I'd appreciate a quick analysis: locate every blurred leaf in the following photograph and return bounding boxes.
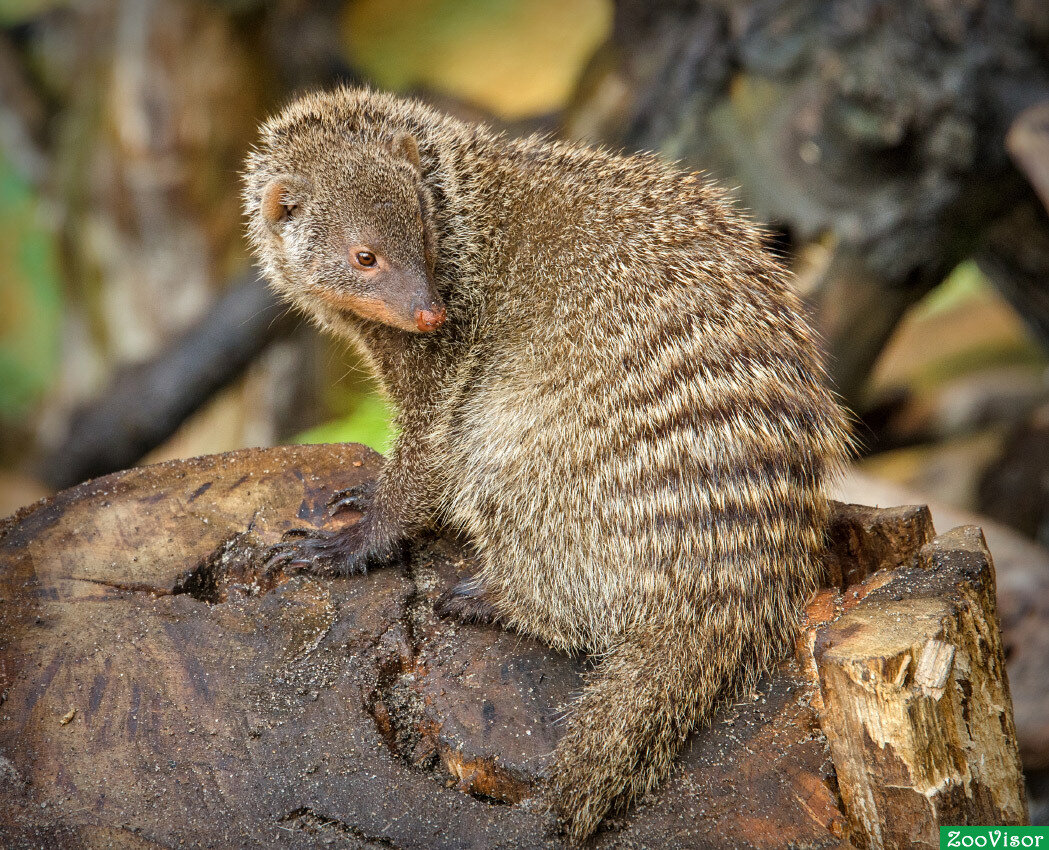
[0,149,61,421]
[344,0,611,118]
[913,261,989,319]
[292,392,394,453]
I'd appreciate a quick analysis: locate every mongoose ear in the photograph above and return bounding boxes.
[260,175,310,234]
[389,132,422,173]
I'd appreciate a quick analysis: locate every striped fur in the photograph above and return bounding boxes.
[243,88,852,843]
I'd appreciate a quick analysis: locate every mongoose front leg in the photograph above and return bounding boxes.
[266,437,431,576]
[264,522,389,577]
[326,480,376,514]
[265,494,403,576]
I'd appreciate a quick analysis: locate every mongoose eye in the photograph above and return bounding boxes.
[354,250,377,268]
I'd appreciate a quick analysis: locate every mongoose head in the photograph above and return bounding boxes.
[244,128,445,335]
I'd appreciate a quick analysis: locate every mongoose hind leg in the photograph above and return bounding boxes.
[436,575,502,625]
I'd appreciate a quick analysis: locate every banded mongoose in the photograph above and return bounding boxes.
[243,87,851,843]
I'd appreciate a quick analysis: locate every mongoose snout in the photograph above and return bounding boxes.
[414,302,446,332]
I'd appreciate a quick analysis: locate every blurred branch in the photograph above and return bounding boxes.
[802,246,953,410]
[0,29,48,184]
[977,200,1049,353]
[38,274,292,490]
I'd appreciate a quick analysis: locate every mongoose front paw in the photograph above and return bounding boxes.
[435,576,502,624]
[264,519,399,577]
[326,481,376,515]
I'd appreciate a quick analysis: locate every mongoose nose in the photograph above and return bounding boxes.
[414,304,446,332]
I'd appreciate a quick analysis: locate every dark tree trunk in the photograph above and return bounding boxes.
[565,0,1049,412]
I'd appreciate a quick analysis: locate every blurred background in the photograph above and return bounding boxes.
[1,0,1049,815]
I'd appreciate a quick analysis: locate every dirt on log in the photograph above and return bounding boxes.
[0,444,1028,848]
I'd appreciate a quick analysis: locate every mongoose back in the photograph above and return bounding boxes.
[243,87,851,843]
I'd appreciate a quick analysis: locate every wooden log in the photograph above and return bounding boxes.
[814,527,1028,848]
[0,444,1028,847]
[0,444,844,848]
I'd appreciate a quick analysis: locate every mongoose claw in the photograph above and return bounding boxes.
[327,481,376,515]
[263,521,392,576]
[436,576,501,624]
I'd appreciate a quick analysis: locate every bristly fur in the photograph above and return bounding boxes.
[243,86,852,844]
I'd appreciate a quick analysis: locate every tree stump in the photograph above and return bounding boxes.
[803,514,1028,848]
[0,444,1028,848]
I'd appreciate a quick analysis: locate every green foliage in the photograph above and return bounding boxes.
[292,392,395,454]
[0,151,62,421]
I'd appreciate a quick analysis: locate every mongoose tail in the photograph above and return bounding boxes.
[549,615,736,842]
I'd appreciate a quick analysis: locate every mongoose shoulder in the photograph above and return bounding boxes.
[243,86,852,843]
